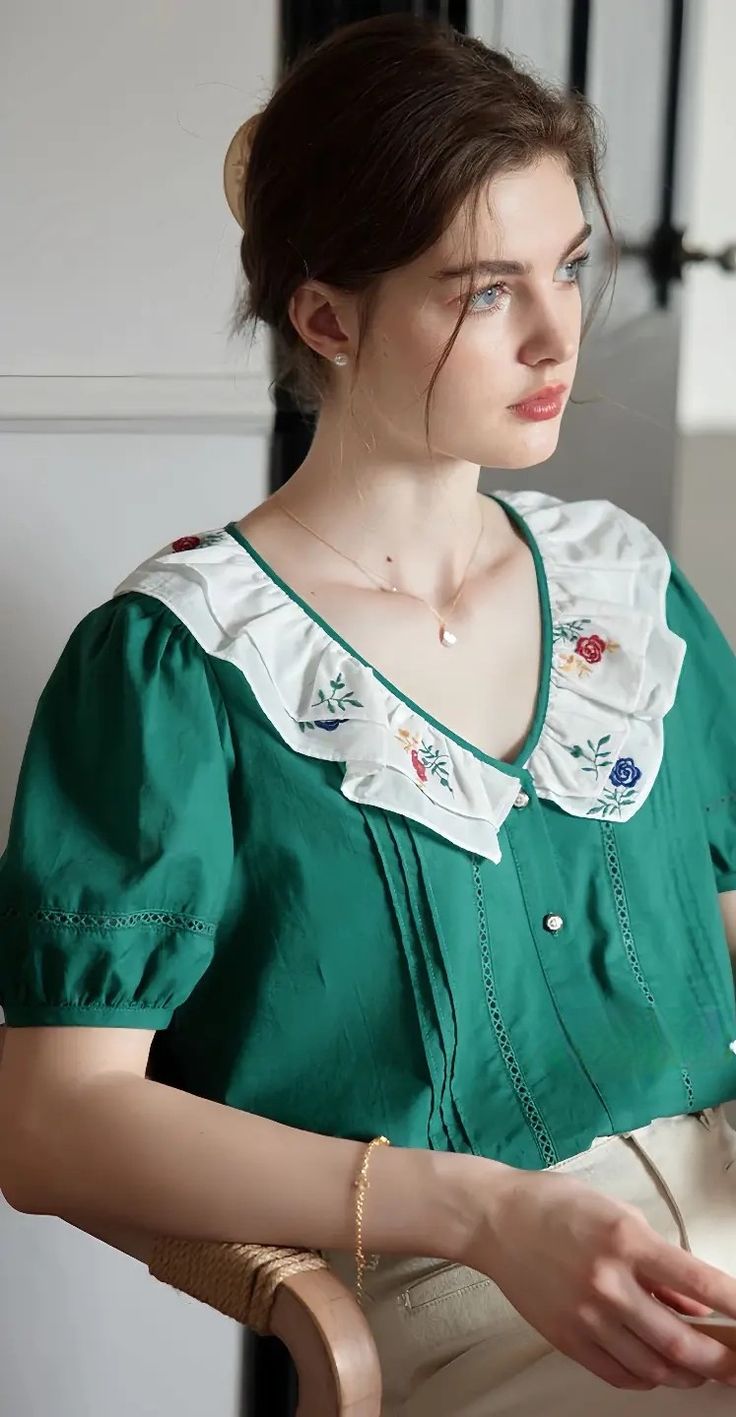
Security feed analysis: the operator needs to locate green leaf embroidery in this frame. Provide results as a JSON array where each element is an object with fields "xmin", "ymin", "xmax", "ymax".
[
  {"xmin": 552, "ymin": 618, "xmax": 592, "ymax": 646},
  {"xmin": 310, "ymin": 674, "xmax": 364, "ymax": 715},
  {"xmin": 586, "ymin": 785, "xmax": 639, "ymax": 818},
  {"xmin": 417, "ymin": 740, "xmax": 453, "ymax": 794},
  {"xmin": 564, "ymin": 736, "xmax": 613, "ymax": 781}
]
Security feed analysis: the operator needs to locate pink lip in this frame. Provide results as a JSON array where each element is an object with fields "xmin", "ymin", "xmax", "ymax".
[{"xmin": 509, "ymin": 383, "xmax": 568, "ymax": 421}]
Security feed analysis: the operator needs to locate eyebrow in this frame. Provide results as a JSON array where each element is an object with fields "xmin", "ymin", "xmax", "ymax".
[{"xmin": 433, "ymin": 222, "xmax": 593, "ymax": 281}]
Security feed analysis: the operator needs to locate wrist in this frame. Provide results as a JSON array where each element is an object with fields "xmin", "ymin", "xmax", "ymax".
[
  {"xmin": 430, "ymin": 1151, "xmax": 517, "ymax": 1264},
  {"xmin": 363, "ymin": 1144, "xmax": 513, "ymax": 1264}
]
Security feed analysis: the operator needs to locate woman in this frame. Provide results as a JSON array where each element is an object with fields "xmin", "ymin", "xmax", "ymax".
[{"xmin": 2, "ymin": 14, "xmax": 736, "ymax": 1413}]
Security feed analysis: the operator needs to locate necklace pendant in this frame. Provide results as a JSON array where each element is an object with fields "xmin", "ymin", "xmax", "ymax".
[{"xmin": 439, "ymin": 624, "xmax": 457, "ymax": 648}]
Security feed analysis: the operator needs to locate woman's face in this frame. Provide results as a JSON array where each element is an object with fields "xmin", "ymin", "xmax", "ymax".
[{"xmin": 351, "ymin": 154, "xmax": 588, "ymax": 470}]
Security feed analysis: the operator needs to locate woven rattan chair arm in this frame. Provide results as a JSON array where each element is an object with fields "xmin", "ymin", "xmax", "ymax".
[{"xmin": 149, "ymin": 1236, "xmax": 383, "ymax": 1417}]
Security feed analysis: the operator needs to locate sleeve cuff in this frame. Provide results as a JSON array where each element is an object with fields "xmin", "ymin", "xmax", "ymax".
[{"xmin": 1, "ymin": 1002, "xmax": 173, "ymax": 1029}]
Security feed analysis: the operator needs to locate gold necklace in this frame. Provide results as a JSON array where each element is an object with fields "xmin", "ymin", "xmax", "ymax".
[{"xmin": 274, "ymin": 497, "xmax": 485, "ymax": 648}]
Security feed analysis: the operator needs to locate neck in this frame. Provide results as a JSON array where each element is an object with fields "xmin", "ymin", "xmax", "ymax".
[{"xmin": 271, "ymin": 403, "xmax": 502, "ymax": 605}]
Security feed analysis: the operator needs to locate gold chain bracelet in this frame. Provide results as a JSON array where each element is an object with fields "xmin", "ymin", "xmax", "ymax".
[{"xmin": 353, "ymin": 1134, "xmax": 392, "ymax": 1308}]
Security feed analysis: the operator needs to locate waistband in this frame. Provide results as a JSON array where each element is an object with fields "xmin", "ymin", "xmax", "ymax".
[{"xmin": 546, "ymin": 1105, "xmax": 718, "ymax": 1173}]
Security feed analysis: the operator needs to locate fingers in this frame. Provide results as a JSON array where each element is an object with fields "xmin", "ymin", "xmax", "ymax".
[
  {"xmin": 650, "ymin": 1285, "xmax": 713, "ymax": 1317},
  {"xmin": 620, "ymin": 1283, "xmax": 736, "ymax": 1385},
  {"xmin": 592, "ymin": 1318, "xmax": 707, "ymax": 1389},
  {"xmin": 642, "ymin": 1241, "xmax": 736, "ymax": 1320},
  {"xmin": 565, "ymin": 1339, "xmax": 661, "ymax": 1392}
]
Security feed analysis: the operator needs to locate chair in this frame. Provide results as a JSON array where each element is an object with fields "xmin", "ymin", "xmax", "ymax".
[
  {"xmin": 0, "ymin": 1021, "xmax": 383, "ymax": 1415},
  {"xmin": 148, "ymin": 1233, "xmax": 383, "ymax": 1416}
]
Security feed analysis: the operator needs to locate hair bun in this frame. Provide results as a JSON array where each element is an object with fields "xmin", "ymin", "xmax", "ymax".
[{"xmin": 223, "ymin": 113, "xmax": 261, "ymax": 230}]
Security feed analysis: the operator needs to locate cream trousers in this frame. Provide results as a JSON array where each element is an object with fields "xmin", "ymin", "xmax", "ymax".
[{"xmin": 322, "ymin": 1106, "xmax": 736, "ymax": 1414}]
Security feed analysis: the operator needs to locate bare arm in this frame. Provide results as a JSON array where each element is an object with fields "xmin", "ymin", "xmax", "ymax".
[
  {"xmin": 52, "ymin": 1211, "xmax": 156, "ymax": 1265},
  {"xmin": 720, "ymin": 890, "xmax": 736, "ymax": 964},
  {"xmin": 0, "ymin": 1026, "xmax": 500, "ymax": 1270}
]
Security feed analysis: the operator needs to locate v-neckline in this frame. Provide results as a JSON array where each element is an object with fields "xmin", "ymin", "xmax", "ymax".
[{"xmin": 224, "ymin": 491, "xmax": 553, "ymax": 777}]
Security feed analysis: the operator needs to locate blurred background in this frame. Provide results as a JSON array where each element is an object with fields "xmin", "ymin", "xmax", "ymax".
[{"xmin": 1, "ymin": 1, "xmax": 734, "ymax": 1412}]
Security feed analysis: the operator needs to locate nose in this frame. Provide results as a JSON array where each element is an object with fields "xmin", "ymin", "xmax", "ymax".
[{"xmin": 517, "ymin": 292, "xmax": 580, "ymax": 371}]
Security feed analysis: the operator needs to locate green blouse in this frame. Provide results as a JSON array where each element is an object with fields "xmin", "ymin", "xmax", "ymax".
[{"xmin": 1, "ymin": 489, "xmax": 735, "ymax": 1171}]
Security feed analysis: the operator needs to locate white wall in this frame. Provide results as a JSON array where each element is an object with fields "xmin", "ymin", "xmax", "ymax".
[
  {"xmin": 1, "ymin": 0, "xmax": 274, "ymax": 396},
  {"xmin": 676, "ymin": 0, "xmax": 736, "ymax": 434},
  {"xmin": 1, "ymin": 3, "xmax": 274, "ymax": 1414},
  {"xmin": 674, "ymin": 0, "xmax": 736, "ymax": 645}
]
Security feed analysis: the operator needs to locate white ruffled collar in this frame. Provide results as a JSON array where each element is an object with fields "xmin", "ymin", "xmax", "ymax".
[{"xmin": 114, "ymin": 490, "xmax": 687, "ymax": 864}]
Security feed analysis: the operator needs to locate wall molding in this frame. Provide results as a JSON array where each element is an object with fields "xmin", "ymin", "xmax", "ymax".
[{"xmin": 0, "ymin": 372, "xmax": 273, "ymax": 433}]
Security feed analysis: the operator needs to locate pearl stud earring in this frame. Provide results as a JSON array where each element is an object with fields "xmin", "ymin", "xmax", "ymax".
[{"xmin": 333, "ymin": 353, "xmax": 349, "ymax": 366}]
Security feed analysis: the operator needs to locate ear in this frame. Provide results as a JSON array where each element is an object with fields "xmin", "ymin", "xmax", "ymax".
[{"xmin": 288, "ymin": 281, "xmax": 353, "ymax": 362}]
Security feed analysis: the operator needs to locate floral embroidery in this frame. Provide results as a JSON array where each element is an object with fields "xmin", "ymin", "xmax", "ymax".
[
  {"xmin": 565, "ymin": 735, "xmax": 613, "ymax": 781},
  {"xmin": 566, "ymin": 738, "xmax": 644, "ymax": 816},
  {"xmin": 171, "ymin": 531, "xmax": 227, "ymax": 553},
  {"xmin": 396, "ymin": 728, "xmax": 453, "ymax": 793},
  {"xmin": 553, "ymin": 616, "xmax": 591, "ymax": 644},
  {"xmin": 299, "ymin": 718, "xmax": 347, "ymax": 733},
  {"xmin": 554, "ymin": 618, "xmax": 620, "ymax": 678},
  {"xmin": 575, "ymin": 633, "xmax": 607, "ymax": 664},
  {"xmin": 609, "ymin": 758, "xmax": 642, "ymax": 789},
  {"xmin": 311, "ymin": 673, "xmax": 363, "ymax": 715},
  {"xmin": 588, "ymin": 757, "xmax": 643, "ymax": 817},
  {"xmin": 298, "ymin": 673, "xmax": 363, "ymax": 733}
]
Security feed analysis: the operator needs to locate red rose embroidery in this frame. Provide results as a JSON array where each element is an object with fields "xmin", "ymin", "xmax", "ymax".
[
  {"xmin": 411, "ymin": 749, "xmax": 428, "ymax": 783},
  {"xmin": 171, "ymin": 535, "xmax": 201, "ymax": 553},
  {"xmin": 575, "ymin": 633, "xmax": 607, "ymax": 664}
]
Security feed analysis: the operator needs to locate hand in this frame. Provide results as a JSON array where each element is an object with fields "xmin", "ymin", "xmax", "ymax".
[{"xmin": 462, "ymin": 1164, "xmax": 736, "ymax": 1391}]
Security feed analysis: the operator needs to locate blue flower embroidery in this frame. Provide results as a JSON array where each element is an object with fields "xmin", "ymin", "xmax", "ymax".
[
  {"xmin": 586, "ymin": 755, "xmax": 644, "ymax": 817},
  {"xmin": 608, "ymin": 757, "xmax": 642, "ymax": 789},
  {"xmin": 565, "ymin": 739, "xmax": 644, "ymax": 817},
  {"xmin": 314, "ymin": 719, "xmax": 344, "ymax": 732}
]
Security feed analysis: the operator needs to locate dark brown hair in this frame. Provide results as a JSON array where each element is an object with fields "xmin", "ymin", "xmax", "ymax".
[{"xmin": 230, "ymin": 13, "xmax": 616, "ymax": 431}]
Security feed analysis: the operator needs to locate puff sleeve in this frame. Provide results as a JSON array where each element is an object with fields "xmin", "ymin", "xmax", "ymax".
[
  {"xmin": 0, "ymin": 592, "xmax": 235, "ymax": 1028},
  {"xmin": 666, "ymin": 556, "xmax": 736, "ymax": 894}
]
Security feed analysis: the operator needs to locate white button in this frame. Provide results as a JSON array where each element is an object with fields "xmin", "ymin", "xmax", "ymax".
[
  {"xmin": 543, "ymin": 913, "xmax": 565, "ymax": 933},
  {"xmin": 513, "ymin": 790, "xmax": 530, "ymax": 809},
  {"xmin": 729, "ymin": 1040, "xmax": 736, "ymax": 1056}
]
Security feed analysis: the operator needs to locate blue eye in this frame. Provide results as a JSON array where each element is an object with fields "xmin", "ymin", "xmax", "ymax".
[
  {"xmin": 468, "ymin": 284, "xmax": 507, "ymax": 314},
  {"xmin": 467, "ymin": 251, "xmax": 591, "ymax": 316},
  {"xmin": 558, "ymin": 251, "xmax": 591, "ymax": 282}
]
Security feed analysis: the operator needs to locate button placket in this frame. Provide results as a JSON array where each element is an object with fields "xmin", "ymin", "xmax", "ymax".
[
  {"xmin": 487, "ymin": 781, "xmax": 608, "ymax": 1157},
  {"xmin": 506, "ymin": 799, "xmax": 616, "ymax": 1135},
  {"xmin": 510, "ymin": 788, "xmax": 564, "ymax": 938}
]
